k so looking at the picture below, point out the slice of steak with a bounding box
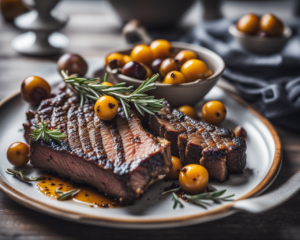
[200,147,228,182]
[147,102,247,182]
[24,90,171,204]
[149,102,187,157]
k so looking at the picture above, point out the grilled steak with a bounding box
[23,89,171,204]
[146,101,247,182]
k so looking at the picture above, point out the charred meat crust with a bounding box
[200,147,229,182]
[24,90,171,204]
[146,101,247,182]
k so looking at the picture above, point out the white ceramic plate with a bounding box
[0,58,281,229]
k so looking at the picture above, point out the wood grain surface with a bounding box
[0,1,299,240]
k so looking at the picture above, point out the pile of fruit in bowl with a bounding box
[237,13,284,37]
[229,13,291,54]
[105,40,225,106]
[106,39,212,85]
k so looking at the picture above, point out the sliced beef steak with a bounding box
[24,89,171,204]
[147,101,247,182]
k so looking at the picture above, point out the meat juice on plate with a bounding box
[37,174,119,208]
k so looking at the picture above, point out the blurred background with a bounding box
[0,0,298,98]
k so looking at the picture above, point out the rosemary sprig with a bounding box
[162,187,235,210]
[55,188,81,200]
[61,70,164,118]
[32,120,67,142]
[184,190,235,209]
[161,187,181,195]
[6,169,45,183]
[103,74,108,82]
[172,192,184,209]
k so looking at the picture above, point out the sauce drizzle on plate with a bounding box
[37,174,119,208]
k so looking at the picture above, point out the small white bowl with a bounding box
[106,42,225,107]
[229,24,292,55]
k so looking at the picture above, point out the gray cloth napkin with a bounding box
[180,18,300,132]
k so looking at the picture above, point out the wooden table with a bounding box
[0,1,299,239]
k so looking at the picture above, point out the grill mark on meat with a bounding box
[110,118,126,168]
[39,107,53,123]
[50,102,72,143]
[202,131,214,147]
[51,92,70,108]
[127,116,157,163]
[39,92,70,127]
[93,115,108,166]
[33,106,52,130]
[67,104,83,153]
[77,106,94,156]
[116,116,136,161]
[99,120,117,163]
[83,104,96,147]
[51,106,65,128]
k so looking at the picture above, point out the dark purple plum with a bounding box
[122,61,147,80]
[58,53,88,77]
[108,59,122,70]
[151,58,163,73]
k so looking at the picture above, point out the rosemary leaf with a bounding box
[183,189,235,208]
[85,94,98,101]
[186,189,227,200]
[134,103,144,116]
[80,92,84,108]
[184,195,208,209]
[138,104,155,115]
[56,189,81,201]
[61,70,68,79]
[61,71,163,119]
[103,73,108,82]
[101,87,131,92]
[6,169,45,183]
[32,120,67,143]
[161,187,181,195]
[163,186,235,210]
[172,192,183,209]
[90,87,101,98]
[120,98,131,118]
[215,194,235,201]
